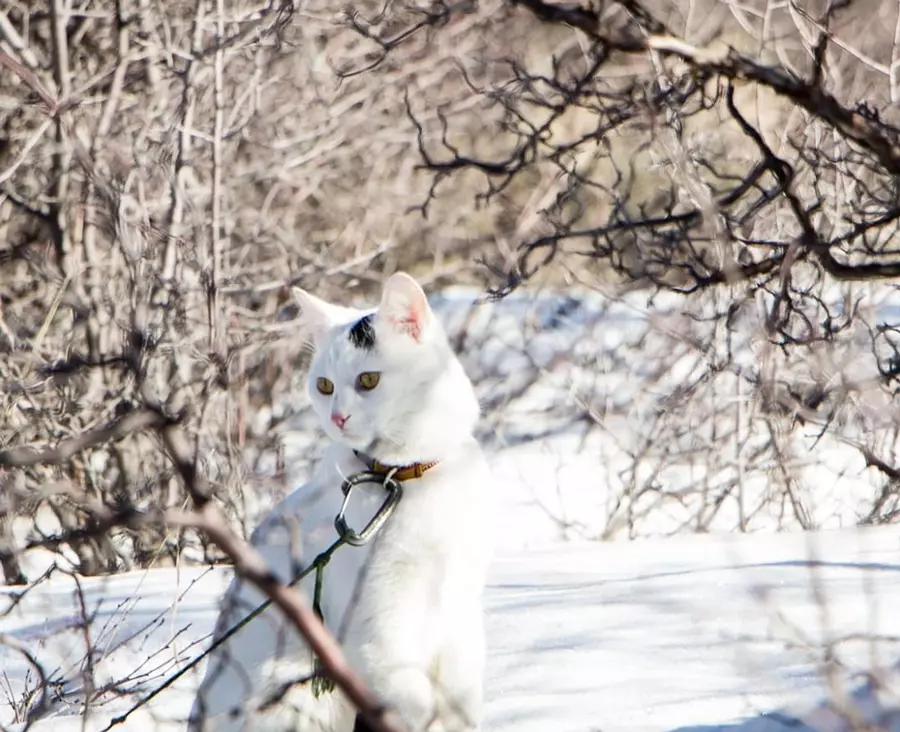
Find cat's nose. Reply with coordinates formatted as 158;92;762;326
330;412;348;429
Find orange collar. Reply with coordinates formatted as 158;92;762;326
354;450;439;482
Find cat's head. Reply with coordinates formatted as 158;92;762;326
293;273;480;465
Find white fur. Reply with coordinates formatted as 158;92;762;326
190;274;493;732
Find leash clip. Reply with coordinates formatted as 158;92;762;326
334;470;403;546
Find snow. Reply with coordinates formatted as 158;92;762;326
4;286;900;731
3;527;900;731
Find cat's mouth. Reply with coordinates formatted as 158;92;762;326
331;424;373;451
327;424;407;465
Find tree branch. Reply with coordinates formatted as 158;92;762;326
509;0;900;174
0;407;173;468
163;502;407;732
154;421;407;731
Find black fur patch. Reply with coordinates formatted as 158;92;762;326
348;314;376;350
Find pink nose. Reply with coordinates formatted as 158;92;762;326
331;412;348;429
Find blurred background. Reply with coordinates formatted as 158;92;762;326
2;0;900;584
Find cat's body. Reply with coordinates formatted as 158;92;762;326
189;274;493;732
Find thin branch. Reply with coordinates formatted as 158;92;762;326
0;408;174;468
209;0;225;355
0;632;52;725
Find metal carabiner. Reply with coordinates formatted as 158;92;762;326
333;470;403;546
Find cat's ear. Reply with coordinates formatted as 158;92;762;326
375;272;431;342
292;287;354;345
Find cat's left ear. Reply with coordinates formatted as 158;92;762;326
375;272;432;342
292;287;359;346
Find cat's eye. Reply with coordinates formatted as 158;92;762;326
356;371;381;391
315;377;334;395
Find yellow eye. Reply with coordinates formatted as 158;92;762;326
356;371;381;391
316;377;334;395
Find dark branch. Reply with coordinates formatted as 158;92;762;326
0;407;175;468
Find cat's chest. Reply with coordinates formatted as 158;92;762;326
308;476;452;571
306;474;460;622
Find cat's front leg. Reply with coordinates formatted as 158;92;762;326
432;603;485;732
351;656;480;732
346;579;444;731
351;615;484;732
362;664;443;732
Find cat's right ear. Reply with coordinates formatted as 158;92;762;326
292;287;341;346
375;272;432;343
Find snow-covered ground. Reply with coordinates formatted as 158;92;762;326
2;526;900;731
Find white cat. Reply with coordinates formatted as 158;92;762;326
189;273;493;732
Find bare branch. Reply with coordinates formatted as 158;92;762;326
164;502;408;732
0;408;173;468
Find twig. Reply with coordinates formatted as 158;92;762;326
209;0;225;355
0;408;174;468
0;632;52;725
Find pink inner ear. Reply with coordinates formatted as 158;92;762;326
379;274;428;341
391;308;422;342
